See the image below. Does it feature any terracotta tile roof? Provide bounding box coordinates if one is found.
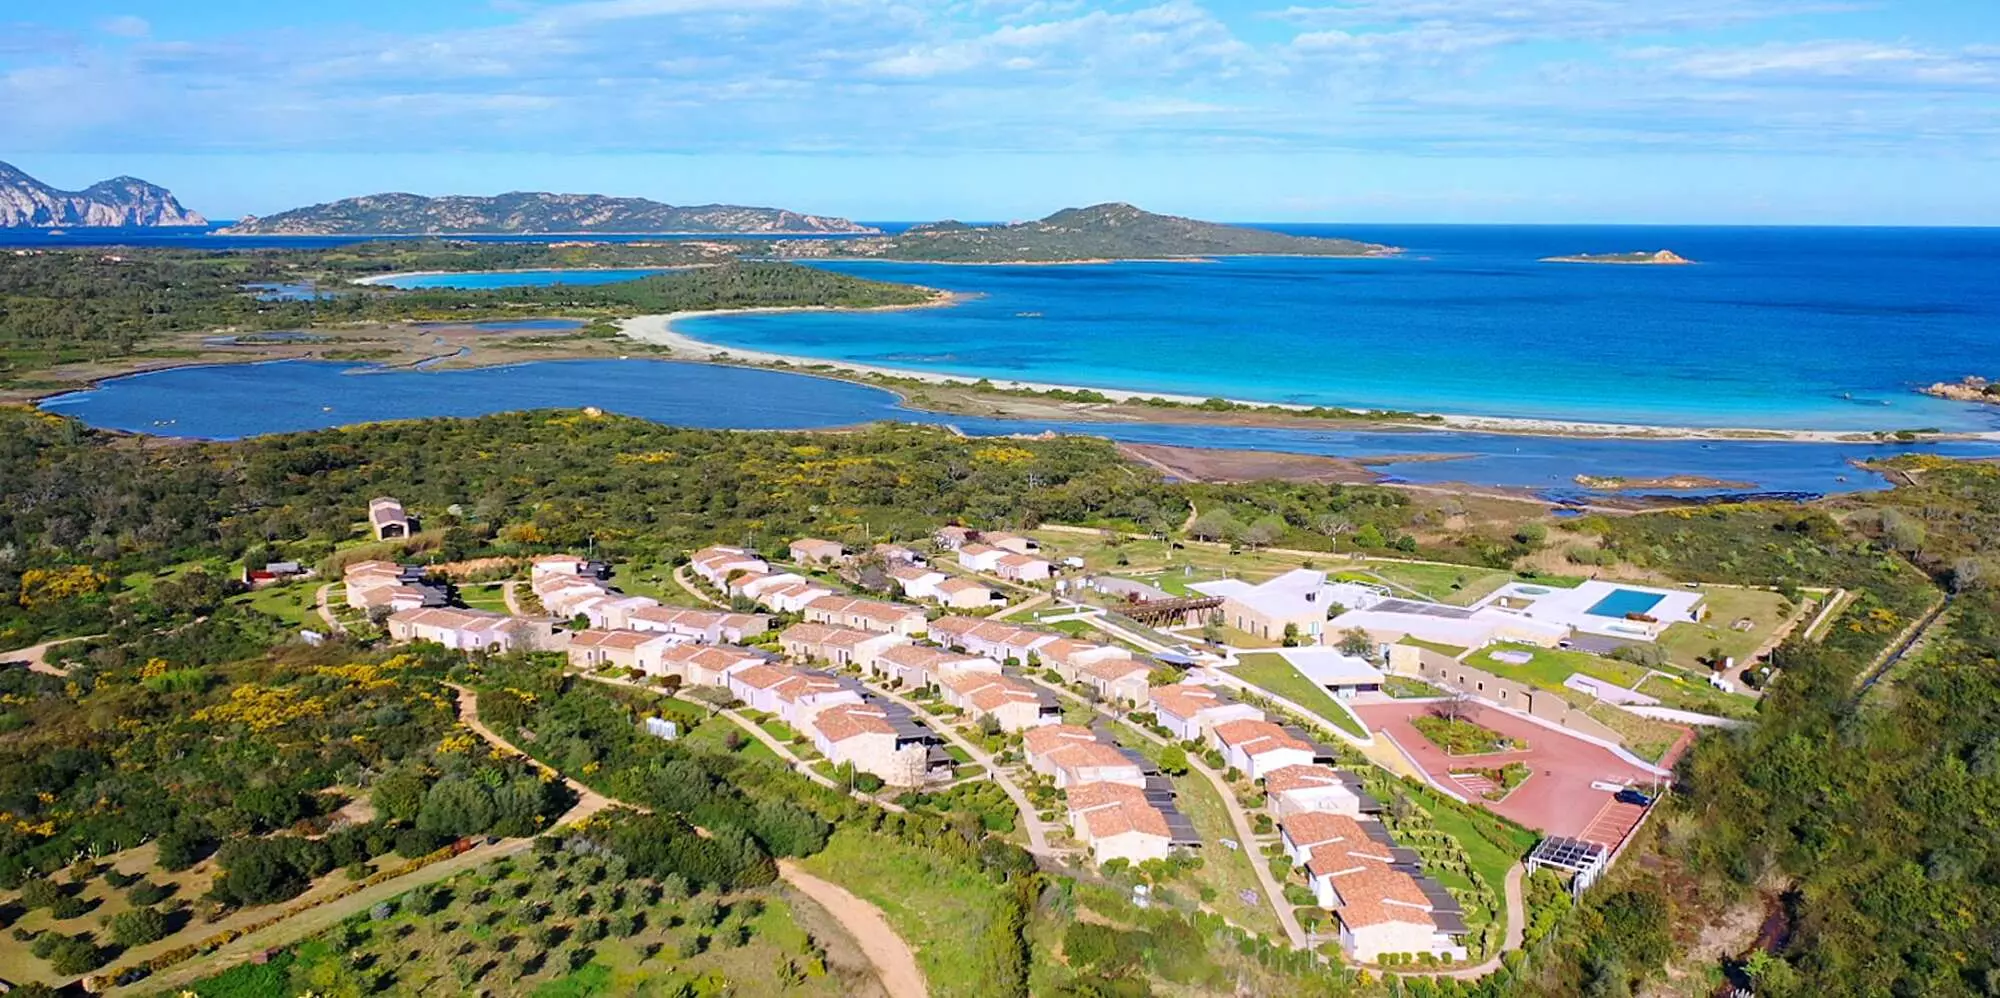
[1212,719,1314,757]
[660,644,763,673]
[780,622,846,645]
[1082,657,1150,683]
[807,595,925,625]
[1150,683,1227,719]
[1068,781,1171,839]
[1262,764,1348,794]
[996,553,1049,569]
[1283,813,1392,861]
[569,629,664,651]
[1048,741,1142,780]
[936,577,991,594]
[774,672,849,703]
[1326,866,1436,929]
[1023,724,1098,758]
[959,542,1000,557]
[392,607,510,631]
[946,673,1039,712]
[812,702,896,742]
[889,564,936,583]
[344,560,402,577]
[729,663,799,691]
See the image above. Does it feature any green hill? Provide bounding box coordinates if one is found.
[780,203,1394,262]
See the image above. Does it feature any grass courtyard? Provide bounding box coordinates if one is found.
[1221,653,1367,738]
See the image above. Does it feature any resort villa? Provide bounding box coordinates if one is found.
[1210,719,1317,779]
[343,561,446,613]
[779,622,909,671]
[1065,781,1174,866]
[567,628,677,674]
[954,543,1007,574]
[1263,764,1374,819]
[939,672,1062,731]
[656,643,768,686]
[993,553,1056,582]
[932,616,1061,664]
[1149,684,1265,741]
[802,594,929,637]
[368,497,410,540]
[809,701,951,788]
[690,546,769,588]
[981,532,1041,555]
[626,606,770,644]
[788,537,849,565]
[1280,812,1466,963]
[387,607,523,652]
[1025,725,1147,789]
[873,643,1001,690]
[873,543,927,566]
[890,565,1004,609]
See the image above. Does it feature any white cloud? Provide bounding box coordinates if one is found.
[1637,40,2000,85]
[97,15,150,38]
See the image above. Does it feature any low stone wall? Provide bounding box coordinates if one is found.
[1403,657,1624,746]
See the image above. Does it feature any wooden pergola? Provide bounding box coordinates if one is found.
[1121,595,1224,628]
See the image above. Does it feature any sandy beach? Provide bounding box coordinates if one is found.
[619,309,2000,444]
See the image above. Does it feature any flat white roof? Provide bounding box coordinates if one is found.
[1277,647,1385,687]
[1191,568,1329,620]
[1476,580,1703,641]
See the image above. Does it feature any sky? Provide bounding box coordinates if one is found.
[3,0,1998,224]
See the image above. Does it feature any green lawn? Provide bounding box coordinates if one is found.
[1397,636,1469,658]
[1411,714,1521,756]
[1338,561,1515,606]
[1222,653,1366,738]
[1637,672,1760,719]
[1656,586,1793,672]
[1462,645,1648,692]
[1582,704,1684,763]
[460,582,511,612]
[1428,799,1534,898]
[230,583,317,628]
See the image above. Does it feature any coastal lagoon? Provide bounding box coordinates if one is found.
[42,358,2000,499]
[669,226,2000,432]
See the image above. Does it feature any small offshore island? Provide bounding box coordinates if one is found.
[1540,249,1694,265]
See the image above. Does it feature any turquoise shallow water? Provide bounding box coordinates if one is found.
[670,226,2000,431]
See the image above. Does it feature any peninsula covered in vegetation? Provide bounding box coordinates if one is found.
[775,203,1396,263]
[218,191,876,236]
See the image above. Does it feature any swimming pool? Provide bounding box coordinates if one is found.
[1585,589,1667,619]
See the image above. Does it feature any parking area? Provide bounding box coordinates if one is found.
[1353,700,1663,840]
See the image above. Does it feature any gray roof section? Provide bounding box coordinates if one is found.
[1415,877,1463,913]
[1372,598,1477,619]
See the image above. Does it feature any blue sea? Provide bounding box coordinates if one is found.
[671,225,2000,432]
[40,358,2000,499]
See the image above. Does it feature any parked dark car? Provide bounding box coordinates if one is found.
[1615,789,1654,807]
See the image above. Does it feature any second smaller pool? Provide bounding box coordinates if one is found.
[1586,589,1666,619]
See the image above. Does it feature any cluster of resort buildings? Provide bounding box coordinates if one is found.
[1192,568,1705,654]
[346,509,1542,966]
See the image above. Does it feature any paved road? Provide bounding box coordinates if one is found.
[859,681,1051,856]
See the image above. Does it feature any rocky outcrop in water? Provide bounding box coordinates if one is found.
[0,161,208,228]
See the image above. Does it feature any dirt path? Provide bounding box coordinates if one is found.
[314,583,343,632]
[502,580,525,616]
[457,683,920,997]
[447,683,625,823]
[674,565,730,608]
[0,634,105,676]
[778,861,930,998]
[860,681,1050,856]
[1013,669,1307,947]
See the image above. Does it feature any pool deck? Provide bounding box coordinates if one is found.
[1473,580,1703,641]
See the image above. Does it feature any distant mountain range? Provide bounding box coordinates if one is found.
[775,203,1395,262]
[0,161,207,228]
[217,192,877,236]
